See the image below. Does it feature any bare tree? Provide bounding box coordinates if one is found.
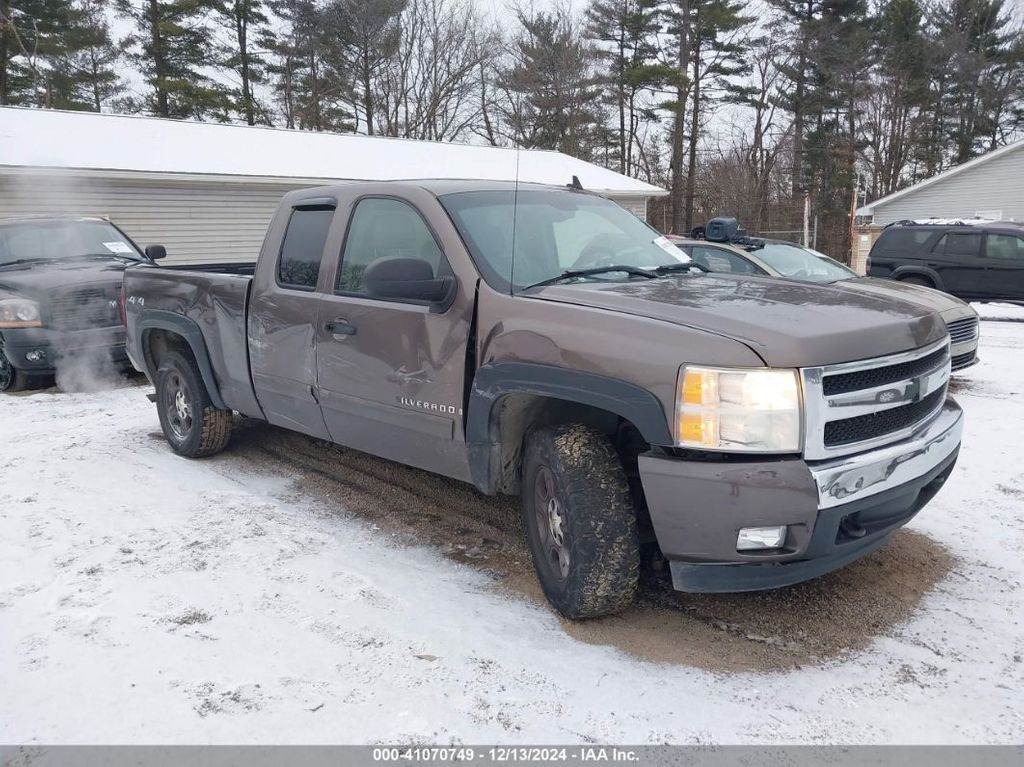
[332,0,404,135]
[375,0,497,141]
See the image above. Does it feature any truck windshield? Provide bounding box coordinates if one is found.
[439,189,690,292]
[756,242,856,284]
[0,220,144,266]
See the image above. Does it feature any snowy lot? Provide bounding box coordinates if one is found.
[2,307,1023,745]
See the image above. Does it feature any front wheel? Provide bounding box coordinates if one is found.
[521,424,640,619]
[0,349,29,393]
[155,350,232,457]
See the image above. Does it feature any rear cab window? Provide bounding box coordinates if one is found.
[277,206,335,290]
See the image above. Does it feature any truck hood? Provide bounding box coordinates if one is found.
[529,273,946,368]
[842,276,976,321]
[0,258,129,300]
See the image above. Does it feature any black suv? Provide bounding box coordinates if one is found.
[867,220,1024,302]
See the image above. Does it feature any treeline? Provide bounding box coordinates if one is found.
[2,0,1022,259]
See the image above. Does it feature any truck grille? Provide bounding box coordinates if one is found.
[947,316,979,344]
[951,350,977,371]
[802,338,951,460]
[47,283,122,330]
[822,347,946,395]
[823,388,945,447]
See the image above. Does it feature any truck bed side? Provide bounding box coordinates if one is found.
[123,264,263,418]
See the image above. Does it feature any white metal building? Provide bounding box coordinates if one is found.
[857,139,1024,225]
[0,107,666,265]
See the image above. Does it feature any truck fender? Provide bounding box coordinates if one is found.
[135,310,228,410]
[466,361,673,494]
[890,265,945,290]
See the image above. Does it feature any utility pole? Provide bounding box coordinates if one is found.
[802,193,810,248]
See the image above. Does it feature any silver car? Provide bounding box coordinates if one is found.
[667,236,980,371]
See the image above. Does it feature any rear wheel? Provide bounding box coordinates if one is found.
[899,274,934,288]
[0,349,29,393]
[155,350,232,457]
[521,424,639,619]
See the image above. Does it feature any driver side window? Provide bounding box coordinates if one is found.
[337,197,448,295]
[550,209,625,269]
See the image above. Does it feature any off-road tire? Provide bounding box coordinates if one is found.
[0,349,29,393]
[899,274,934,288]
[155,350,232,458]
[521,424,640,619]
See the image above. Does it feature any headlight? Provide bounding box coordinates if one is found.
[676,366,802,452]
[0,298,42,328]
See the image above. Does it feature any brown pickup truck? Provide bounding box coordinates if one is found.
[124,181,964,618]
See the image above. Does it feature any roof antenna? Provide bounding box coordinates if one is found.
[568,175,584,191]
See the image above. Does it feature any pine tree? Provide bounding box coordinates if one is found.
[586,0,668,175]
[683,0,750,229]
[48,0,124,111]
[499,7,603,159]
[213,0,271,124]
[265,0,353,131]
[117,0,229,119]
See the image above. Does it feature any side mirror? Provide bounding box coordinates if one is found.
[145,244,167,261]
[362,257,455,308]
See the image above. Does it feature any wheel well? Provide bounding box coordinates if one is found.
[894,269,937,288]
[142,328,196,378]
[491,393,649,497]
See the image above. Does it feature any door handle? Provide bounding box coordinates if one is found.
[325,319,357,336]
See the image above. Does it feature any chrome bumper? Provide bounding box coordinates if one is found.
[809,399,963,509]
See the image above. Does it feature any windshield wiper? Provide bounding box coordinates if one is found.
[71,253,143,262]
[651,261,710,275]
[522,265,659,291]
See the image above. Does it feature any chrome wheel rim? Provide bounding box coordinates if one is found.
[534,466,570,581]
[164,372,193,441]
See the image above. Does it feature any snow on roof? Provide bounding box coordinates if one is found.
[857,138,1024,215]
[0,107,666,196]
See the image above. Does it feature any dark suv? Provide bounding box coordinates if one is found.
[867,220,1024,302]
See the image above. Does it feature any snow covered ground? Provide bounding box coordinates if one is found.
[2,309,1023,745]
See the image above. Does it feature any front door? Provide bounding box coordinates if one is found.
[314,192,474,481]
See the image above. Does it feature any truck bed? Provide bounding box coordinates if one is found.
[155,262,257,276]
[123,264,262,417]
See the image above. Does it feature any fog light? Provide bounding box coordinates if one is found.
[26,350,45,362]
[737,525,787,551]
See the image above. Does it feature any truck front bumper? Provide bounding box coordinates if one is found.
[639,399,963,593]
[0,326,128,375]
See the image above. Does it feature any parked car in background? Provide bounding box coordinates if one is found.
[125,180,963,619]
[667,235,981,372]
[866,219,1024,303]
[0,216,160,392]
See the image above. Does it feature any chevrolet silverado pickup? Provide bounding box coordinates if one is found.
[124,181,964,619]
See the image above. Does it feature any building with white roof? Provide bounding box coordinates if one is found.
[857,139,1024,225]
[0,107,666,265]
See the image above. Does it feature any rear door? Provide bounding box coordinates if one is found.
[931,230,983,297]
[978,231,1024,301]
[313,185,476,481]
[248,198,339,439]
